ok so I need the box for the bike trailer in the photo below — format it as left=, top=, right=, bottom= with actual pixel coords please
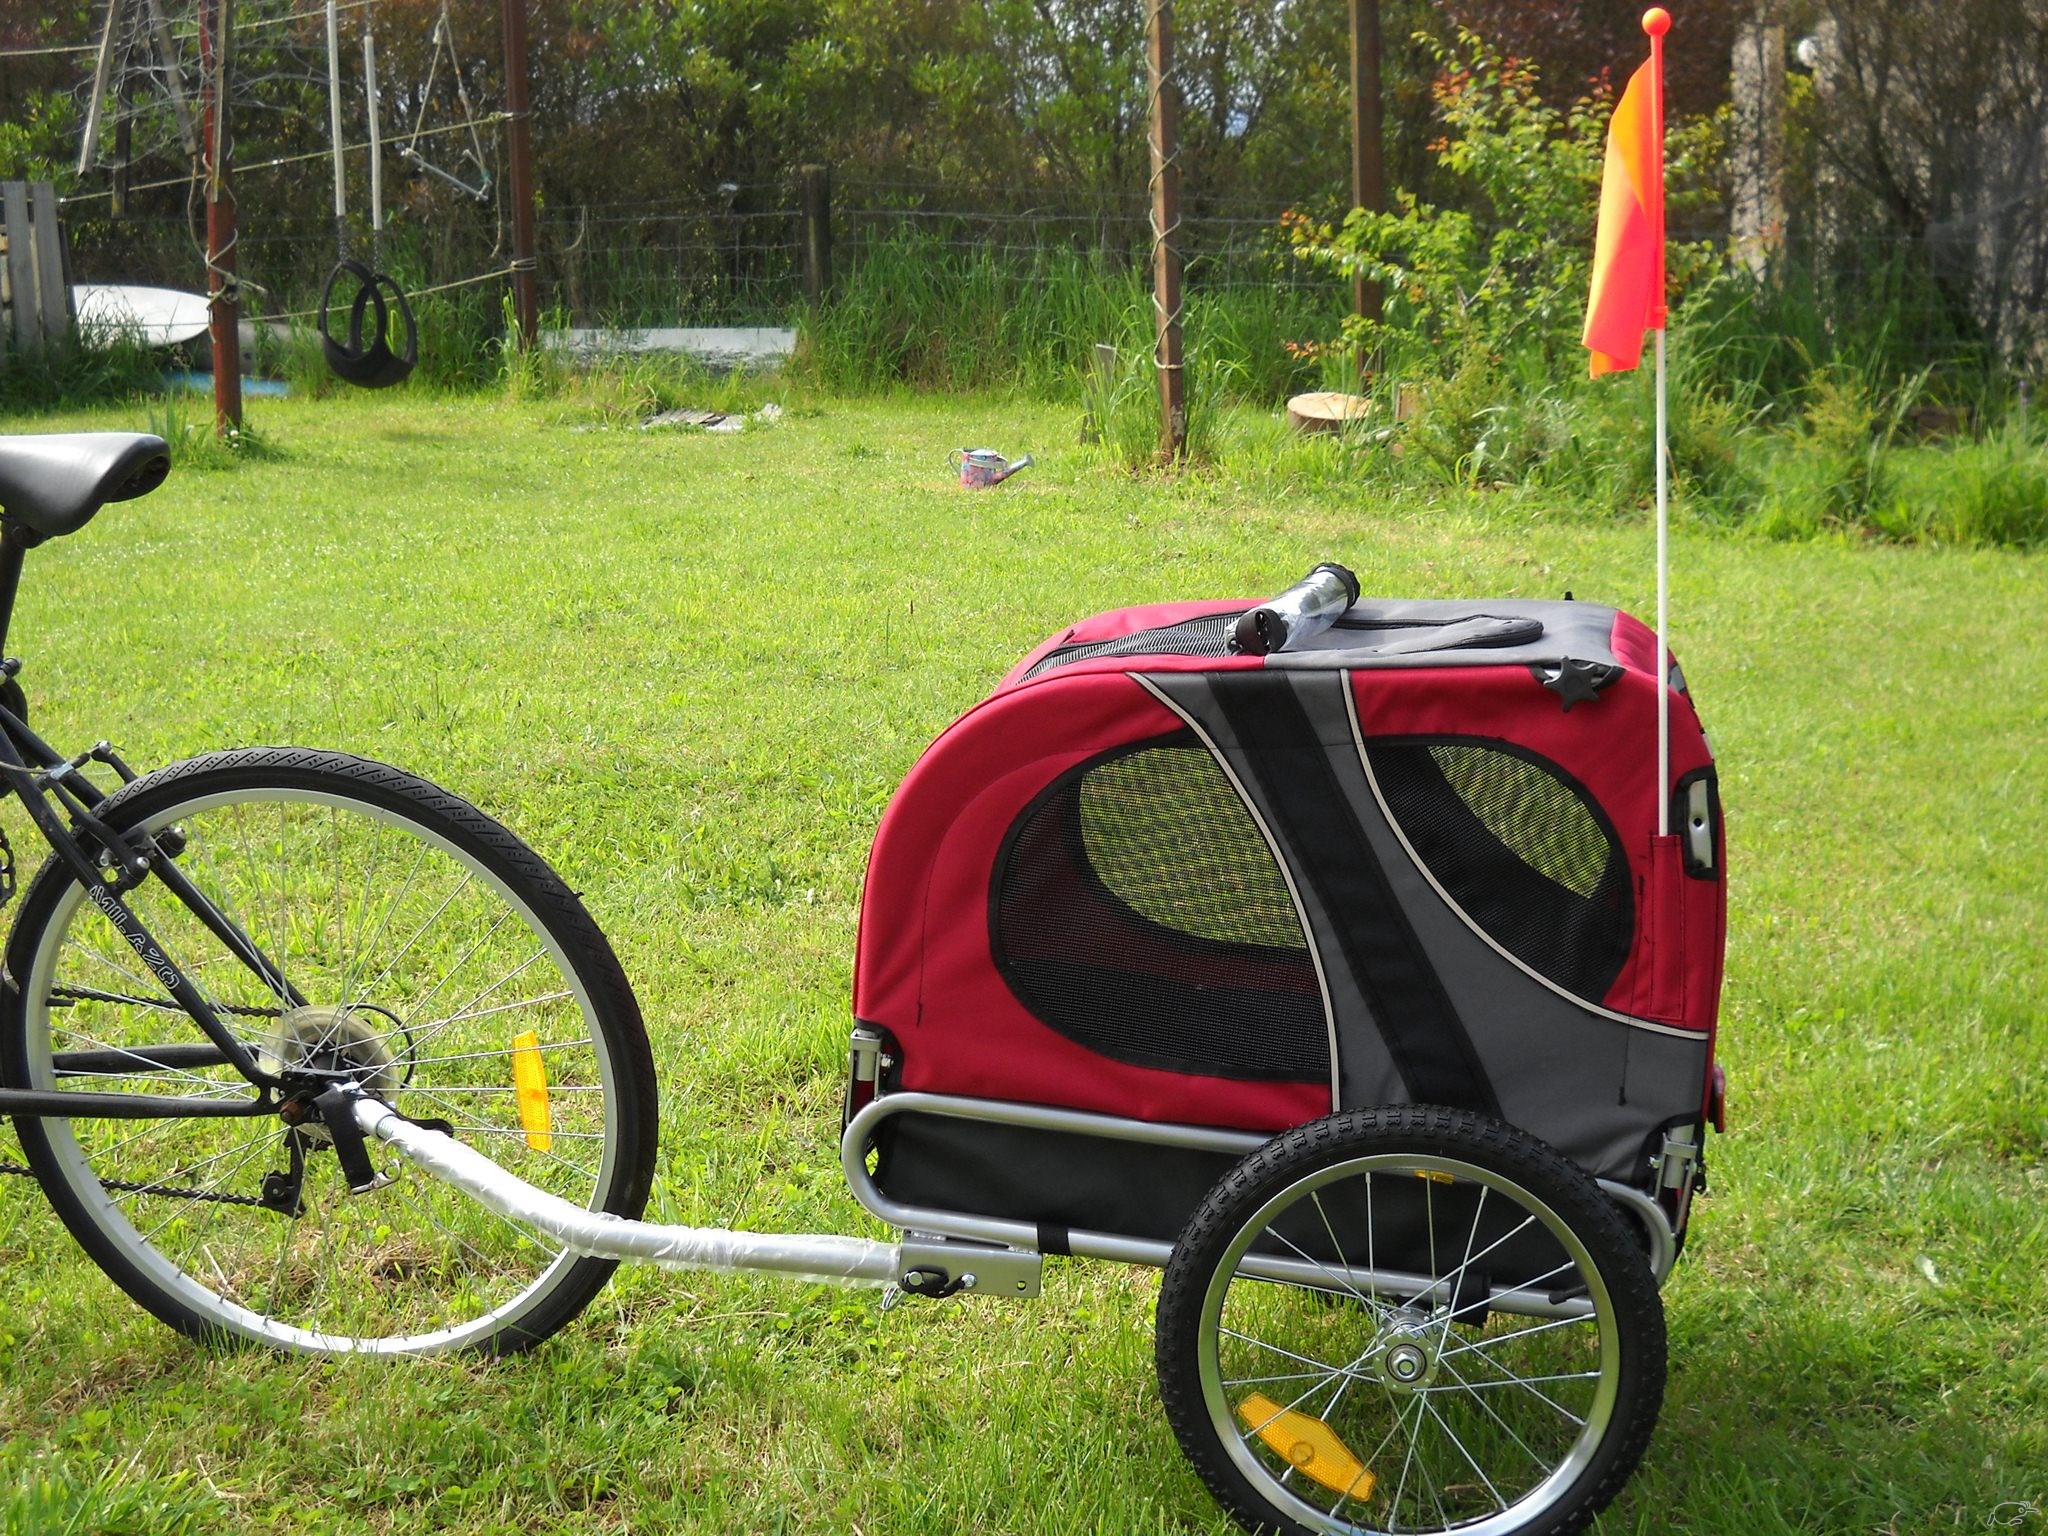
left=849, top=575, right=1725, bottom=1255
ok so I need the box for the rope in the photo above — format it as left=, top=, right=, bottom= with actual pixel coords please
left=399, top=1, right=491, bottom=197
left=247, top=260, right=521, bottom=324
left=0, top=0, right=379, bottom=58
left=58, top=113, right=507, bottom=206
left=0, top=39, right=102, bottom=58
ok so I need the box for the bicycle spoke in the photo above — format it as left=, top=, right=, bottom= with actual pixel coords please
left=1420, top=1393, right=1508, bottom=1512
left=392, top=1037, right=595, bottom=1067
left=1428, top=1351, right=1559, bottom=1474
left=348, top=870, right=476, bottom=1016
left=16, top=764, right=644, bottom=1355
left=135, top=1134, right=278, bottom=1242
left=1437, top=1312, right=1590, bottom=1364
left=1309, top=1187, right=1383, bottom=1314
left=340, top=834, right=431, bottom=1014
left=403, top=951, right=552, bottom=1054
left=1219, top=1327, right=1344, bottom=1375
left=1448, top=1338, right=1593, bottom=1425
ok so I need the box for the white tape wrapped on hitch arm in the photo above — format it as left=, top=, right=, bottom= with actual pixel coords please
left=354, top=1099, right=903, bottom=1287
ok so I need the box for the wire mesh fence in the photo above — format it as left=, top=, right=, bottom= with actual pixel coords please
left=45, top=165, right=2008, bottom=397
left=59, top=174, right=1348, bottom=329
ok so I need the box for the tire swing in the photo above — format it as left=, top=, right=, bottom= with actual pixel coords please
left=319, top=0, right=415, bottom=390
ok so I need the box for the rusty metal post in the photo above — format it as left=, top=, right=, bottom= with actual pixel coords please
left=1145, top=0, right=1185, bottom=463
left=500, top=0, right=538, bottom=346
left=197, top=0, right=241, bottom=433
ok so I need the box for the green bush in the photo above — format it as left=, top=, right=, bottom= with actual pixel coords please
left=1282, top=30, right=1719, bottom=379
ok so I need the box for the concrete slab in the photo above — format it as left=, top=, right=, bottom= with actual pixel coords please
left=555, top=326, right=796, bottom=372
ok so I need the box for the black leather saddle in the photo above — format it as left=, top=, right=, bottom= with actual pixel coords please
left=0, top=433, right=172, bottom=545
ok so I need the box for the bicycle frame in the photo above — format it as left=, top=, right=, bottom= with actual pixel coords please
left=0, top=527, right=289, bottom=1124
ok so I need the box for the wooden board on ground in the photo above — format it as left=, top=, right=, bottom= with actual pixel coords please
left=1287, top=390, right=1375, bottom=434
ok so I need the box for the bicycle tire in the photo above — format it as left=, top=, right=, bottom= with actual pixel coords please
left=0, top=747, right=659, bottom=1355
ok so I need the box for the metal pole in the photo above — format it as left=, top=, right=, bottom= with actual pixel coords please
left=499, top=0, right=538, bottom=347
left=325, top=0, right=346, bottom=227
left=363, top=24, right=383, bottom=238
left=77, top=0, right=125, bottom=177
left=1349, top=0, right=1384, bottom=357
left=1145, top=0, right=1185, bottom=463
left=1648, top=10, right=1670, bottom=836
left=197, top=0, right=241, bottom=434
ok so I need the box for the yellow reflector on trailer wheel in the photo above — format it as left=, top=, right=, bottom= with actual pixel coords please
left=510, top=1030, right=553, bottom=1151
left=1237, top=1393, right=1375, bottom=1500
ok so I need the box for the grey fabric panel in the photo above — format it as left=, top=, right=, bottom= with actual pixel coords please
left=1266, top=598, right=1622, bottom=674
left=1287, top=677, right=1708, bottom=1180
left=1149, top=672, right=1401, bottom=1111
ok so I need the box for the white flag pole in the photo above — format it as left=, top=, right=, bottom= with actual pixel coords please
left=1655, top=324, right=1669, bottom=837
left=1646, top=6, right=1671, bottom=839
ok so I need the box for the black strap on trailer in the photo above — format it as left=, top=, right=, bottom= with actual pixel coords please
left=1208, top=672, right=1501, bottom=1116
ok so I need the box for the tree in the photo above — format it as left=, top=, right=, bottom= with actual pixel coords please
left=1804, top=0, right=2048, bottom=356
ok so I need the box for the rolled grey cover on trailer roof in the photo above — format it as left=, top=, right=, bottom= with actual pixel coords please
left=1265, top=598, right=1623, bottom=673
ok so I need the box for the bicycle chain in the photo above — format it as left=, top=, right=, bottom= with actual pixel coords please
left=47, top=985, right=282, bottom=1020
left=0, top=1155, right=280, bottom=1208
left=3, top=993, right=366, bottom=1211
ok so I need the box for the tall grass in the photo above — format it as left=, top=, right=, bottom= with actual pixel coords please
left=797, top=229, right=1340, bottom=408
left=0, top=333, right=163, bottom=414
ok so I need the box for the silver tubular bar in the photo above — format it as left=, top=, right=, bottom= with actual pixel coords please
left=840, top=1091, right=1264, bottom=1259
left=1231, top=1253, right=1594, bottom=1321
left=1600, top=1176, right=1679, bottom=1282
left=357, top=1100, right=903, bottom=1287
left=841, top=1091, right=1664, bottom=1307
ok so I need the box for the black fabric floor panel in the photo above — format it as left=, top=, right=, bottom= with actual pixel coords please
left=872, top=1112, right=1246, bottom=1246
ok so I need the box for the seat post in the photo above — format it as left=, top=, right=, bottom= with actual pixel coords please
left=0, top=526, right=28, bottom=659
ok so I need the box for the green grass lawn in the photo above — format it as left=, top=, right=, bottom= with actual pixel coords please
left=0, top=389, right=2042, bottom=1535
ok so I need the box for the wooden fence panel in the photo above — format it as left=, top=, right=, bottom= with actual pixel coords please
left=1, top=181, right=76, bottom=352
left=2, top=181, right=34, bottom=352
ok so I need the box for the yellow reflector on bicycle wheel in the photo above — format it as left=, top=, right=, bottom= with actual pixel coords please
left=510, top=1030, right=553, bottom=1151
left=1237, top=1393, right=1375, bottom=1500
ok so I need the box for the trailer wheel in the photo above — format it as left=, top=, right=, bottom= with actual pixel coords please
left=1155, top=1106, right=1664, bottom=1536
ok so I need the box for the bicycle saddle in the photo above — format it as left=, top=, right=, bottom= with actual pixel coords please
left=0, top=433, right=171, bottom=545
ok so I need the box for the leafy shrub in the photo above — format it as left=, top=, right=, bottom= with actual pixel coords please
left=1281, top=30, right=1719, bottom=379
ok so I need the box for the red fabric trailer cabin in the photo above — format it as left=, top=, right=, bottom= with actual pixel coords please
left=849, top=586, right=1725, bottom=1253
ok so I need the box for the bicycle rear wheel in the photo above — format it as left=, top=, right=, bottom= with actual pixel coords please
left=1, top=748, right=658, bottom=1355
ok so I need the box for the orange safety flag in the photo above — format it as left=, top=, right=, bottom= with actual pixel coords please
left=1583, top=12, right=1669, bottom=377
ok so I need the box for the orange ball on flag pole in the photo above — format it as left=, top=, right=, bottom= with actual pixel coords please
left=1642, top=7, right=1671, bottom=37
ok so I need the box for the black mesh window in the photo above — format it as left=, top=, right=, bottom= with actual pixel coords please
left=1021, top=613, right=1242, bottom=681
left=1368, top=739, right=1633, bottom=1003
left=991, top=732, right=1330, bottom=1082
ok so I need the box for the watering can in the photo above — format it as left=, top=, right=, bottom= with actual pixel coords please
left=950, top=447, right=1034, bottom=488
